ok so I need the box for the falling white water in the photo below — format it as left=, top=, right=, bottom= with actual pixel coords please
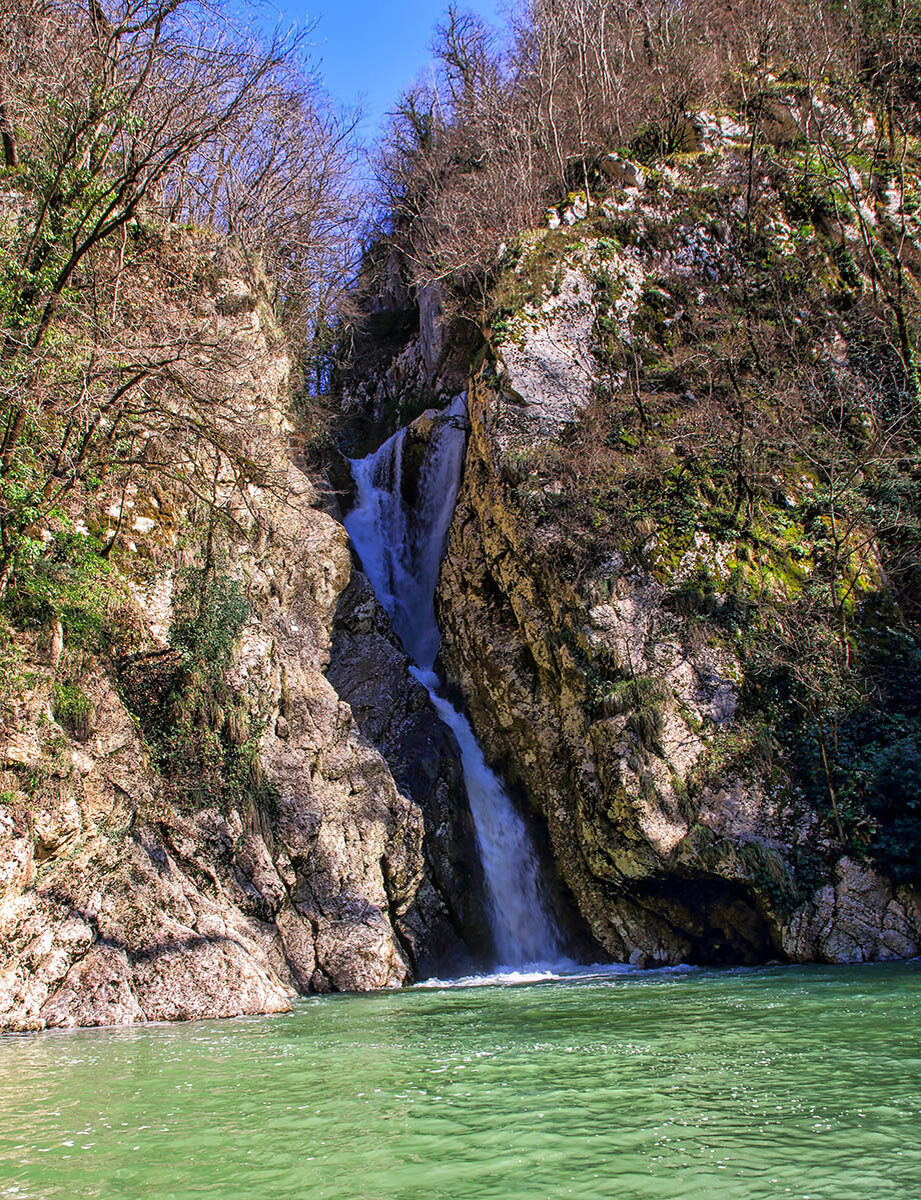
left=344, top=396, right=566, bottom=969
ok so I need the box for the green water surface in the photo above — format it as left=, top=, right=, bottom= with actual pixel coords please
left=1, top=962, right=920, bottom=1200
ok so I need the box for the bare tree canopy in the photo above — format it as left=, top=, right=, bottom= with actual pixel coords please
left=375, top=0, right=921, bottom=301
left=0, top=0, right=361, bottom=596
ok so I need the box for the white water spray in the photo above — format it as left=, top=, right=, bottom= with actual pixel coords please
left=344, top=397, right=565, bottom=969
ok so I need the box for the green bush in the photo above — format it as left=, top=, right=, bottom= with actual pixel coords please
left=858, top=736, right=921, bottom=884
left=3, top=529, right=116, bottom=650
left=787, top=629, right=921, bottom=887
left=53, top=681, right=91, bottom=741
left=169, top=568, right=250, bottom=670
left=598, top=674, right=669, bottom=754
left=122, top=567, right=276, bottom=814
left=141, top=678, right=277, bottom=815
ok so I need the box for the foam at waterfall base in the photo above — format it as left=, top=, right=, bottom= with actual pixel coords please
left=409, top=666, right=566, bottom=966
left=414, top=961, right=698, bottom=990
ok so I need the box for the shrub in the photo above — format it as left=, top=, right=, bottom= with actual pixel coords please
left=53, top=681, right=91, bottom=741
left=3, top=529, right=117, bottom=650
left=121, top=566, right=275, bottom=814
left=169, top=568, right=250, bottom=670
left=854, top=733, right=921, bottom=886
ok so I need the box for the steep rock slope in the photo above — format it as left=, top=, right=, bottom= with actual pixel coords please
left=327, top=568, right=493, bottom=972
left=0, top=242, right=460, bottom=1031
left=432, top=140, right=921, bottom=965
left=439, top=376, right=921, bottom=964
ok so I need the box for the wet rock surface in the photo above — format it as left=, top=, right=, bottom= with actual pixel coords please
left=435, top=362, right=921, bottom=968
left=328, top=571, right=492, bottom=974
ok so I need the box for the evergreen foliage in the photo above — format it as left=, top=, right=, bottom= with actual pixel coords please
left=169, top=568, right=251, bottom=672
left=119, top=565, right=274, bottom=814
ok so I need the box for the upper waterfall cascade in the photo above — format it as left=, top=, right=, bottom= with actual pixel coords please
left=344, top=396, right=565, bottom=969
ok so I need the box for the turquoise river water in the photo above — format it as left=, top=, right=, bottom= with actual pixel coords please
left=1, top=961, right=920, bottom=1200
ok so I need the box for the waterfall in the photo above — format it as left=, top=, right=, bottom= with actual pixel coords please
left=344, top=397, right=565, bottom=970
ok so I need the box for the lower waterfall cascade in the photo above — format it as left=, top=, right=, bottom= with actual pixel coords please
left=344, top=396, right=566, bottom=970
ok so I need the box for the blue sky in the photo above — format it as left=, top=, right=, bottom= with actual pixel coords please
left=264, top=0, right=508, bottom=138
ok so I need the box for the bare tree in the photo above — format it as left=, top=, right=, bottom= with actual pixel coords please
left=0, top=0, right=360, bottom=595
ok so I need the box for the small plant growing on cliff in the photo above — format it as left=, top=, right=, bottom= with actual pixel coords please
left=53, top=681, right=91, bottom=742
left=169, top=569, right=250, bottom=671
left=3, top=529, right=119, bottom=651
left=120, top=566, right=267, bottom=812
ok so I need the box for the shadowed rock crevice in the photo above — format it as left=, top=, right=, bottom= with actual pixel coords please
left=327, top=568, right=493, bottom=976
left=610, top=876, right=783, bottom=966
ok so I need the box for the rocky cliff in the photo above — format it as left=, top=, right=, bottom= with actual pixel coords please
left=5, top=108, right=921, bottom=1033
left=427, top=135, right=921, bottom=966
left=0, top=239, right=472, bottom=1031
left=438, top=372, right=921, bottom=965
left=327, top=568, right=493, bottom=970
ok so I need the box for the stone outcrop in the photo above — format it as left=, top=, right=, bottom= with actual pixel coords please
left=327, top=570, right=492, bottom=974
left=430, top=146, right=921, bottom=966
left=782, top=857, right=921, bottom=963
left=338, top=249, right=473, bottom=451
left=0, top=461, right=448, bottom=1030
left=495, top=262, right=600, bottom=442
left=436, top=361, right=921, bottom=966
left=0, top=248, right=461, bottom=1032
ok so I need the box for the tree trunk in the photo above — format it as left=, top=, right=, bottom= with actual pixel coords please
left=818, top=726, right=846, bottom=845
left=0, top=96, right=18, bottom=168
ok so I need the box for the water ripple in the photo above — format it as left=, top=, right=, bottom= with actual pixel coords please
left=1, top=962, right=919, bottom=1200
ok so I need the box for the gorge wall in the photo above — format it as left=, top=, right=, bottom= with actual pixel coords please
left=429, top=140, right=921, bottom=966
left=5, top=108, right=921, bottom=1034
left=348, top=128, right=921, bottom=969
left=0, top=240, right=472, bottom=1032
left=437, top=367, right=921, bottom=966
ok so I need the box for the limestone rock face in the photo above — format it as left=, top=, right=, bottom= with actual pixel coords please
left=424, top=145, right=921, bottom=966
left=0, top=664, right=292, bottom=1031
left=327, top=570, right=492, bottom=974
left=0, top=250, right=452, bottom=1031
left=0, top=461, right=440, bottom=1030
left=339, top=257, right=472, bottom=451
left=599, top=155, right=645, bottom=190
left=435, top=364, right=921, bottom=968
left=782, top=859, right=921, bottom=963
left=494, top=264, right=599, bottom=445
